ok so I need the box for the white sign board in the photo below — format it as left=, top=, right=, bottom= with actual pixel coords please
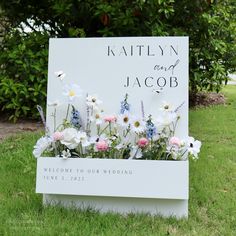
left=46, top=37, right=188, bottom=138
left=37, top=37, right=189, bottom=218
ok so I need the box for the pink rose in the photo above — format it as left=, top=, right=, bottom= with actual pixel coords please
left=53, top=131, right=63, bottom=141
left=169, top=136, right=181, bottom=147
left=96, top=140, right=109, bottom=151
left=104, top=115, right=117, bottom=123
left=138, top=137, right=149, bottom=148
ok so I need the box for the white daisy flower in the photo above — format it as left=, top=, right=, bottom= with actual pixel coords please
left=86, top=94, right=102, bottom=110
left=63, top=84, right=82, bottom=102
left=130, top=116, right=145, bottom=133
left=117, top=112, right=131, bottom=128
left=90, top=110, right=103, bottom=125
left=186, top=136, right=202, bottom=159
left=75, top=131, right=90, bottom=147
left=156, top=112, right=177, bottom=127
left=33, top=136, right=53, bottom=158
left=54, top=70, right=66, bottom=81
left=159, top=101, right=174, bottom=112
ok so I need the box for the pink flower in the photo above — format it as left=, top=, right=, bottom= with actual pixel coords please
left=169, top=136, right=181, bottom=147
left=53, top=131, right=63, bottom=141
left=138, top=138, right=149, bottom=148
left=96, top=140, right=109, bottom=151
left=104, top=115, right=117, bottom=123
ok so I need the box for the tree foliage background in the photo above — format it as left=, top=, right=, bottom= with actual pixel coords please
left=0, top=0, right=235, bottom=121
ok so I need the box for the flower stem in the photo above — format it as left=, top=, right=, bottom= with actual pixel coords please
left=97, top=125, right=100, bottom=135
left=109, top=122, right=112, bottom=136
left=54, top=108, right=57, bottom=132
left=98, top=124, right=109, bottom=136
left=133, top=147, right=139, bottom=159
left=141, top=100, right=145, bottom=120
left=86, top=104, right=91, bottom=137
left=53, top=142, right=59, bottom=156
left=65, top=104, right=70, bottom=121
left=124, top=125, right=131, bottom=138
left=80, top=142, right=83, bottom=157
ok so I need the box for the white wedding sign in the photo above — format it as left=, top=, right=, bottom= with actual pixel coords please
left=36, top=37, right=189, bottom=218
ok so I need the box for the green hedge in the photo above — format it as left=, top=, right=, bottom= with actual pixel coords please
left=0, top=0, right=235, bottom=121
left=0, top=31, right=48, bottom=121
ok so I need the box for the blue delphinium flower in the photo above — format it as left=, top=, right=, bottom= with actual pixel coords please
left=120, top=93, right=130, bottom=114
left=70, top=106, right=81, bottom=129
left=146, top=115, right=157, bottom=140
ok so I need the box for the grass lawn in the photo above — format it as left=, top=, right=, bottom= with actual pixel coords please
left=0, top=86, right=235, bottom=236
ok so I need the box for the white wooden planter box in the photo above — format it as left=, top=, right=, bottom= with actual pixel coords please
left=37, top=36, right=190, bottom=218
left=36, top=158, right=189, bottom=218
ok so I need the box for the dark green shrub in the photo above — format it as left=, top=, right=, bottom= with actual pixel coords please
left=177, top=0, right=236, bottom=93
left=0, top=31, right=48, bottom=121
left=0, top=0, right=235, bottom=120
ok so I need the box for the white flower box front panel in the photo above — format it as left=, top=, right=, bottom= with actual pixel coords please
left=36, top=158, right=188, bottom=200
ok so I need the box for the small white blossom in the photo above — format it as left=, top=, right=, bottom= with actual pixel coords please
left=61, top=149, right=71, bottom=159
left=33, top=136, right=53, bottom=158
left=86, top=94, right=102, bottom=110
left=90, top=110, right=103, bottom=125
left=156, top=112, right=177, bottom=127
left=61, top=128, right=79, bottom=149
left=54, top=70, right=66, bottom=81
left=63, top=84, right=82, bottom=102
left=117, top=112, right=131, bottom=128
left=186, top=137, right=202, bottom=159
left=75, top=131, right=90, bottom=147
left=130, top=116, right=145, bottom=133
left=159, top=101, right=174, bottom=112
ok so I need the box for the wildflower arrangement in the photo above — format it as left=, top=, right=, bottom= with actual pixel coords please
left=33, top=72, right=201, bottom=161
